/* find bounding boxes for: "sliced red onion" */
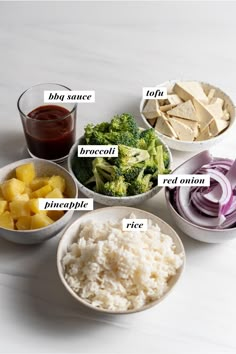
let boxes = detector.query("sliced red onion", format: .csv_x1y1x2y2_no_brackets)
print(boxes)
171,152,236,229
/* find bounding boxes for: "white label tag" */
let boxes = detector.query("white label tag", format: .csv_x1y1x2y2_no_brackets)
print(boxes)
122,219,148,231
143,87,167,99
77,145,118,157
39,198,94,211
158,174,210,187
44,90,95,103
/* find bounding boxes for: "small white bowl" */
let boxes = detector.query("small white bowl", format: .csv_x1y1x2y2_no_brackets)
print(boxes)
140,80,235,152
165,153,236,243
0,158,78,245
57,206,185,314
165,189,236,243
68,132,172,206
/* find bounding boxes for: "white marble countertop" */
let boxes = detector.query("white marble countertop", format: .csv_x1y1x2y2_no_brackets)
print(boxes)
0,2,236,353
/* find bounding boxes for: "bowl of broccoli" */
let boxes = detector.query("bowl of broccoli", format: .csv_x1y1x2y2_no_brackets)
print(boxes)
68,113,172,206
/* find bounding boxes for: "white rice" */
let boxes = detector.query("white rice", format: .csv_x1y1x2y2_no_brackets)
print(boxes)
62,214,183,311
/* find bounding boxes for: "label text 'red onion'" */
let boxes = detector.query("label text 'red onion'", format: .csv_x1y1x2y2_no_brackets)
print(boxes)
158,174,210,187
39,198,94,211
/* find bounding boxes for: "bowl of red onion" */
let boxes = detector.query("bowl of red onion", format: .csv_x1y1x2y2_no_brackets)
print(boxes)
165,151,236,243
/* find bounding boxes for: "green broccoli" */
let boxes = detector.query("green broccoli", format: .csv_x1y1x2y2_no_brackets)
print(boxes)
121,163,144,182
103,176,129,197
72,155,94,185
128,168,153,195
110,113,139,137
91,158,105,193
93,157,121,181
117,145,150,166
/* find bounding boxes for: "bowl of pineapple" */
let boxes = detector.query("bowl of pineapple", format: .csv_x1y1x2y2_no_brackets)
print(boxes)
0,158,78,244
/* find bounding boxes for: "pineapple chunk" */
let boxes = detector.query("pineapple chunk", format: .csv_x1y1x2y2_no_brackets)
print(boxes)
13,193,29,201
48,176,65,193
31,214,53,229
30,177,50,191
47,210,64,221
46,188,63,199
0,200,8,215
1,178,25,201
31,184,52,198
9,200,31,219
0,211,14,229
24,187,32,196
28,198,46,214
16,216,31,230
16,163,36,185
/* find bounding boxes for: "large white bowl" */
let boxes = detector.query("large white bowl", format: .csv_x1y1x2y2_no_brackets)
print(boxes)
0,158,78,245
140,80,235,152
57,206,185,314
68,132,172,206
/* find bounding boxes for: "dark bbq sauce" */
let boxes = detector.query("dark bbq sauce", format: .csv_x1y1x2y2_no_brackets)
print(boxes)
26,105,75,160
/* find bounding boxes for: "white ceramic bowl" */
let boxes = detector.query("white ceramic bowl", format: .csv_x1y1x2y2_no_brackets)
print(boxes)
165,189,236,243
68,132,172,206
57,206,185,314
0,158,78,245
140,80,235,152
165,153,236,243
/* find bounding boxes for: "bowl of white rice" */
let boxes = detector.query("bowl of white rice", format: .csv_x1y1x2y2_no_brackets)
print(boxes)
57,207,185,314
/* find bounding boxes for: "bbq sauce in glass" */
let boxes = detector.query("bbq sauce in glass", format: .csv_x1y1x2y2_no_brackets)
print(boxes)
25,105,75,160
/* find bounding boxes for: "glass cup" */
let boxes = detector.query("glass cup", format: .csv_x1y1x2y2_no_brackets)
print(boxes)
17,83,77,163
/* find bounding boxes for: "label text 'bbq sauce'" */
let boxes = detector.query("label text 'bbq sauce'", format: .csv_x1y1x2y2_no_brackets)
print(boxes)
25,105,76,160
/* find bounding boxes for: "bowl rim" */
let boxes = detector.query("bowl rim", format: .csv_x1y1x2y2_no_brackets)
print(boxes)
57,206,186,314
140,80,236,145
67,128,173,200
0,157,78,234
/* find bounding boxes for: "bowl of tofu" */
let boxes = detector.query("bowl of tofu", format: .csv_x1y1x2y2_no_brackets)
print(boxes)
140,80,235,152
0,158,78,244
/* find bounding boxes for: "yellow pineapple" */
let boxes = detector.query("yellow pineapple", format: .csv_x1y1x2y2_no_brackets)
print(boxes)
1,178,25,201
28,198,46,214
0,211,14,229
47,210,64,221
16,163,36,185
46,188,63,199
9,200,31,219
31,214,54,229
30,177,50,191
16,216,31,230
48,175,65,193
0,200,8,215
31,184,52,198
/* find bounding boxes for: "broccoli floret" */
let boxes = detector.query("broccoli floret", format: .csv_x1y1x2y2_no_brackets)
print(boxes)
72,155,94,185
110,113,139,137
163,150,170,169
93,157,121,181
121,163,144,182
84,122,110,144
102,176,129,197
139,128,157,145
117,145,150,166
105,131,137,147
91,158,105,193
128,168,153,195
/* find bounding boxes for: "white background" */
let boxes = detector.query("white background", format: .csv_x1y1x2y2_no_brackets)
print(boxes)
0,2,236,353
